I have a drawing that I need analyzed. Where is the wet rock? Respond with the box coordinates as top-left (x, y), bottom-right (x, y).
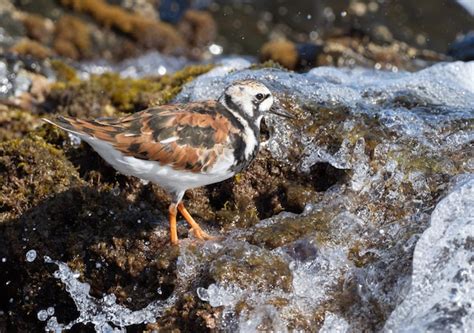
top-left (448, 31), bottom-right (474, 61)
top-left (53, 15), bottom-right (92, 61)
top-left (60, 0), bottom-right (186, 55)
top-left (79, 50), bottom-right (190, 78)
top-left (43, 63), bottom-right (214, 116)
top-left (0, 53), bottom-right (53, 100)
top-left (260, 33), bottom-right (446, 72)
top-left (9, 38), bottom-right (53, 60)
top-left (17, 13), bottom-right (54, 45)
top-left (0, 135), bottom-right (82, 220)
top-left (209, 242), bottom-right (292, 292)
top-left (318, 35), bottom-right (446, 71)
top-left (0, 106), bottom-right (42, 141)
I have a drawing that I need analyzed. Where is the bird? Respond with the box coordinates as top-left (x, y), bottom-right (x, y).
top-left (44, 80), bottom-right (291, 245)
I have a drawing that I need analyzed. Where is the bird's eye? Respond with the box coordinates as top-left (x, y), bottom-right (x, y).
top-left (256, 93), bottom-right (264, 100)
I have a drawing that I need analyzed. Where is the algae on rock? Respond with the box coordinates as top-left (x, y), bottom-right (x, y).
top-left (45, 64), bottom-right (214, 116)
top-left (0, 135), bottom-right (82, 221)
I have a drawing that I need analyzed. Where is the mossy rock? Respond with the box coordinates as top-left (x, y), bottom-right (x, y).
top-left (0, 135), bottom-right (83, 220)
top-left (247, 210), bottom-right (335, 250)
top-left (45, 64), bottom-right (214, 117)
top-left (209, 243), bottom-right (293, 292)
top-left (9, 38), bottom-right (54, 60)
top-left (0, 106), bottom-right (43, 141)
top-left (60, 0), bottom-right (185, 54)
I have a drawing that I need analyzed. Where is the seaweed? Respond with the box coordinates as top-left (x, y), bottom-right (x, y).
top-left (60, 0), bottom-right (185, 54)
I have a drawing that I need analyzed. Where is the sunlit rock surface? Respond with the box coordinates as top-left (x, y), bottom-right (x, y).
top-left (1, 59), bottom-right (473, 331)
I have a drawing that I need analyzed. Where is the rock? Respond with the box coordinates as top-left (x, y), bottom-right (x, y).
top-left (0, 135), bottom-right (83, 220)
top-left (448, 31), bottom-right (474, 61)
top-left (9, 38), bottom-right (53, 60)
top-left (60, 0), bottom-right (186, 54)
top-left (53, 15), bottom-right (92, 60)
top-left (43, 63), bottom-right (214, 116)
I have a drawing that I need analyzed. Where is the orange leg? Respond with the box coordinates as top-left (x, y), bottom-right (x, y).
top-left (177, 202), bottom-right (215, 241)
top-left (169, 204), bottom-right (178, 245)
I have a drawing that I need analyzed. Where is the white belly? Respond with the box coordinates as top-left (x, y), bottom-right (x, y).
top-left (83, 136), bottom-right (235, 193)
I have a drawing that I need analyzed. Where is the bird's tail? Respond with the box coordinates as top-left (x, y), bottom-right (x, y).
top-left (43, 116), bottom-right (83, 134)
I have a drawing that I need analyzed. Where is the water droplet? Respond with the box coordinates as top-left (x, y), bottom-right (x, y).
top-left (1, 257), bottom-right (6, 263)
top-left (209, 44), bottom-right (223, 55)
top-left (103, 294), bottom-right (116, 306)
top-left (47, 307), bottom-right (55, 316)
top-left (37, 309), bottom-right (49, 321)
top-left (26, 249), bottom-right (37, 262)
top-left (196, 287), bottom-right (209, 301)
top-left (111, 187), bottom-right (120, 196)
top-left (158, 65), bottom-right (167, 76)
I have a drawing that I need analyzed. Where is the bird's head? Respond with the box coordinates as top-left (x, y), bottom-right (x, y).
top-left (220, 80), bottom-right (293, 128)
top-left (220, 80), bottom-right (273, 124)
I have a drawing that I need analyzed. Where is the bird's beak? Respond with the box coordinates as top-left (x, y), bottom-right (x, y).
top-left (269, 105), bottom-right (294, 119)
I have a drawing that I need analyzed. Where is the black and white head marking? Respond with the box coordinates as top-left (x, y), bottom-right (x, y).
top-left (219, 80), bottom-right (274, 159)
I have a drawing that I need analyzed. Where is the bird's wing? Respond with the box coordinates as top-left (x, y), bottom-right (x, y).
top-left (47, 101), bottom-right (239, 173)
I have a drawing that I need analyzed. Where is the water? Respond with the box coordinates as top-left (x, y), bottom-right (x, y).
top-left (78, 51), bottom-right (191, 79)
top-left (36, 59), bottom-right (474, 331)
top-left (384, 175), bottom-right (474, 332)
top-left (457, 0), bottom-right (474, 15)
top-left (42, 256), bottom-right (176, 332)
top-left (25, 249), bottom-right (37, 262)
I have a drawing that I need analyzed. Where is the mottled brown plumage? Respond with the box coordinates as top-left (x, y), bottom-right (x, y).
top-left (55, 101), bottom-right (240, 173)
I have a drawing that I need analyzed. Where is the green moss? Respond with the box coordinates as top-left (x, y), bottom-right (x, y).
top-left (0, 107), bottom-right (42, 141)
top-left (248, 213), bottom-right (332, 249)
top-left (249, 60), bottom-right (288, 71)
top-left (0, 135), bottom-right (82, 220)
top-left (50, 59), bottom-right (79, 83)
top-left (47, 64), bottom-right (214, 117)
top-left (209, 244), bottom-right (292, 292)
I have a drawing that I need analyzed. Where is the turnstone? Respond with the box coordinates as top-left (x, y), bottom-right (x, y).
top-left (44, 80), bottom-right (291, 244)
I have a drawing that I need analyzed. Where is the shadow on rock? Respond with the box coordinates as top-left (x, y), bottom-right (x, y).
top-left (0, 185), bottom-right (180, 332)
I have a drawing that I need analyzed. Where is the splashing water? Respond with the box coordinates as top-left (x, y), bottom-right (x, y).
top-left (41, 256), bottom-right (176, 332)
top-left (384, 175), bottom-right (474, 332)
top-left (172, 60), bottom-right (474, 331)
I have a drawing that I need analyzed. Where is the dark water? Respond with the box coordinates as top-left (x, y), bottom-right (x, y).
top-left (211, 0), bottom-right (474, 54)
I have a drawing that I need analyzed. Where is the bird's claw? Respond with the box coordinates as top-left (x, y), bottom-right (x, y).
top-left (189, 227), bottom-right (216, 241)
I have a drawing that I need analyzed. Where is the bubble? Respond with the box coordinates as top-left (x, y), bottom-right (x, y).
top-left (25, 249), bottom-right (37, 262)
top-left (37, 309), bottom-right (49, 321)
top-left (196, 287), bottom-right (209, 301)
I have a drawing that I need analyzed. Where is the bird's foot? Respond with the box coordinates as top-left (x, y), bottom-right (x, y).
top-left (189, 227), bottom-right (216, 241)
